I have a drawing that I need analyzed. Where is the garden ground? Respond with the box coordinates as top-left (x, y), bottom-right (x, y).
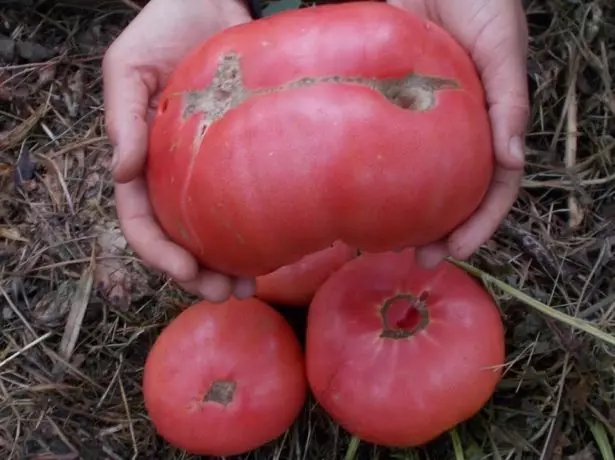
top-left (0, 0), bottom-right (614, 458)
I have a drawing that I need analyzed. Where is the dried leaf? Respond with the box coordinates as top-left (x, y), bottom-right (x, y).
top-left (0, 83), bottom-right (29, 101)
top-left (566, 445), bottom-right (596, 460)
top-left (64, 69), bottom-right (84, 117)
top-left (501, 218), bottom-right (574, 279)
top-left (31, 281), bottom-right (74, 327)
top-left (94, 222), bottom-right (132, 309)
top-left (36, 153), bottom-right (74, 214)
top-left (0, 65), bottom-right (56, 102)
top-left (0, 86), bottom-right (10, 101)
top-left (0, 103), bottom-right (48, 150)
top-left (28, 454), bottom-right (79, 460)
top-left (83, 171), bottom-right (101, 196)
top-left (15, 40), bottom-right (55, 62)
top-left (54, 260), bottom-right (94, 375)
top-left (0, 36), bottom-right (15, 61)
top-left (0, 33), bottom-right (55, 62)
top-left (0, 162), bottom-right (12, 175)
top-left (0, 241), bottom-right (17, 266)
top-left (13, 147), bottom-right (37, 188)
top-left (0, 226), bottom-right (28, 242)
top-left (37, 65), bottom-right (57, 86)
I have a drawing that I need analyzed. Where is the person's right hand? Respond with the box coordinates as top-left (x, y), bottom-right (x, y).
top-left (102, 0), bottom-right (256, 302)
top-left (388, 0), bottom-right (529, 269)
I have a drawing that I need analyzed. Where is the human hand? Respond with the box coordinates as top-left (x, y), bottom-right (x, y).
top-left (102, 0), bottom-right (256, 302)
top-left (388, 0), bottom-right (530, 268)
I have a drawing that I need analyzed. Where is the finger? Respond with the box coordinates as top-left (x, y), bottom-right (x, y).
top-left (468, 1), bottom-right (530, 170)
top-left (446, 165), bottom-right (523, 260)
top-left (414, 240), bottom-right (449, 269)
top-left (102, 48), bottom-right (157, 184)
top-left (428, 1), bottom-right (529, 260)
top-left (386, 0), bottom-right (429, 17)
top-left (233, 277), bottom-right (256, 299)
top-left (179, 275), bottom-right (256, 303)
top-left (115, 177), bottom-right (199, 282)
top-left (178, 270), bottom-right (236, 304)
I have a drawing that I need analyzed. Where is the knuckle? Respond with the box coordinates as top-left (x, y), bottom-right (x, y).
top-left (102, 42), bottom-right (120, 74)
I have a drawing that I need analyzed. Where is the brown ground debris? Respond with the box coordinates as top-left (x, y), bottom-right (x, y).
top-left (1, 0), bottom-right (614, 459)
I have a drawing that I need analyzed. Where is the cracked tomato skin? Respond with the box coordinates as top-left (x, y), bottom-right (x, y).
top-left (255, 241), bottom-right (357, 307)
top-left (146, 2), bottom-right (494, 277)
top-left (142, 297), bottom-right (307, 456)
top-left (305, 249), bottom-right (506, 447)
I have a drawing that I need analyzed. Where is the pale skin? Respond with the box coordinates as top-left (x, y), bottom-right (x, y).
top-left (102, 0), bottom-right (530, 303)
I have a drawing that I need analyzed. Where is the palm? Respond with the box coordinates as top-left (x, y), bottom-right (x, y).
top-left (103, 0), bottom-right (256, 302)
top-left (113, 0), bottom-right (250, 116)
top-left (388, 0), bottom-right (529, 266)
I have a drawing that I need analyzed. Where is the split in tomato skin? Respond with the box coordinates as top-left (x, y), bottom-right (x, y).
top-left (146, 2), bottom-right (494, 278)
top-left (255, 241), bottom-right (358, 307)
top-left (143, 297), bottom-right (307, 456)
top-left (305, 249), bottom-right (506, 448)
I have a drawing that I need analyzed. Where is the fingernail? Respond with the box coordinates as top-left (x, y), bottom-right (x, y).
top-left (198, 271), bottom-right (234, 303)
top-left (509, 136), bottom-right (525, 163)
top-left (234, 277), bottom-right (256, 299)
top-left (415, 244), bottom-right (448, 270)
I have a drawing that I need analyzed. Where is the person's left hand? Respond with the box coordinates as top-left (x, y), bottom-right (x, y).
top-left (387, 0), bottom-right (530, 268)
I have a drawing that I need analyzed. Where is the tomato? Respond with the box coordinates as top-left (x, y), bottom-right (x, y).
top-left (305, 249), bottom-right (506, 447)
top-left (255, 241), bottom-right (357, 306)
top-left (146, 2), bottom-right (493, 278)
top-left (142, 297), bottom-right (307, 456)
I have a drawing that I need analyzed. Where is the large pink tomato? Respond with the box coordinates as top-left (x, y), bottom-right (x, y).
top-left (146, 2), bottom-right (493, 277)
top-left (305, 249), bottom-right (506, 447)
top-left (255, 241), bottom-right (357, 306)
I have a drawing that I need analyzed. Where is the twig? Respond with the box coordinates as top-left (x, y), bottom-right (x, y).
top-left (564, 43), bottom-right (583, 228)
top-left (452, 260), bottom-right (615, 347)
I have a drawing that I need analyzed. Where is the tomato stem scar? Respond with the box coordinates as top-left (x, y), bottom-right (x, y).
top-left (379, 292), bottom-right (430, 339)
top-left (203, 380), bottom-right (237, 406)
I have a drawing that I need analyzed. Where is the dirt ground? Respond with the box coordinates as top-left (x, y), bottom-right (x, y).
top-left (1, 0), bottom-right (614, 459)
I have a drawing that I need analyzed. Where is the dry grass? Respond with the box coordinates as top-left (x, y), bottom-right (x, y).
top-left (1, 0), bottom-right (614, 459)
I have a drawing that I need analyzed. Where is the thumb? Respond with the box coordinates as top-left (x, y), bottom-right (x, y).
top-left (466, 1), bottom-right (530, 170)
top-left (102, 50), bottom-right (154, 184)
